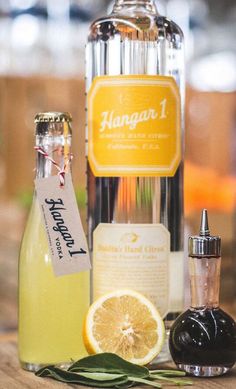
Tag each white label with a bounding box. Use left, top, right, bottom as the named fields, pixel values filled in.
left=35, top=173, right=91, bottom=277
left=93, top=223, right=170, bottom=318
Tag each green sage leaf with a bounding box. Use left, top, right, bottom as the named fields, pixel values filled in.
left=128, top=376, right=162, bottom=388
left=151, top=374, right=193, bottom=386
left=151, top=370, right=186, bottom=377
left=36, top=354, right=192, bottom=388
left=79, top=372, right=128, bottom=381
left=69, top=353, right=149, bottom=378
left=36, top=366, right=129, bottom=387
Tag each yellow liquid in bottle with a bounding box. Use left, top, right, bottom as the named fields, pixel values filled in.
left=18, top=198, right=89, bottom=369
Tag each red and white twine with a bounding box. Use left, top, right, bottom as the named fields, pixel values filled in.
left=34, top=146, right=73, bottom=187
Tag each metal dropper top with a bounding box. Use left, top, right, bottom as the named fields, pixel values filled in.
left=200, top=209, right=210, bottom=236
left=189, top=209, right=221, bottom=257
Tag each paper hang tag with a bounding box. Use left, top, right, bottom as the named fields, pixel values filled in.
left=35, top=172, right=91, bottom=277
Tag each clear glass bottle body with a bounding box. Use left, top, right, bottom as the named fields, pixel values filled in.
left=169, top=256, right=236, bottom=376
left=86, top=0, right=185, bottom=362
left=18, top=121, right=89, bottom=371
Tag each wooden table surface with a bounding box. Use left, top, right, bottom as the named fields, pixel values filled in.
left=0, top=333, right=236, bottom=389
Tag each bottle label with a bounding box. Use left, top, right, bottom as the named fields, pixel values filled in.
left=93, top=223, right=170, bottom=318
left=88, top=75, right=181, bottom=177
left=35, top=173, right=91, bottom=277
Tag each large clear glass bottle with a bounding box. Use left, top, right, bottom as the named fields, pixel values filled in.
left=18, top=112, right=89, bottom=371
left=86, top=0, right=185, bottom=361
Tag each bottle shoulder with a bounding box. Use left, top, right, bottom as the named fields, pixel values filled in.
left=88, top=13, right=183, bottom=44
left=156, top=16, right=183, bottom=39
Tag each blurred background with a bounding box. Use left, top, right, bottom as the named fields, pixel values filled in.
left=0, top=0, right=235, bottom=332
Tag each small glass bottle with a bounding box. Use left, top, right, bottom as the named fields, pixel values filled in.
left=169, top=209, right=236, bottom=377
left=18, top=112, right=89, bottom=371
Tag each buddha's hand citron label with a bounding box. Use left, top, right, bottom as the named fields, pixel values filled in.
left=88, top=75, right=181, bottom=177
left=93, top=223, right=170, bottom=319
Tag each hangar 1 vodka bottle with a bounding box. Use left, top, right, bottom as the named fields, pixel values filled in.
left=86, top=0, right=185, bottom=361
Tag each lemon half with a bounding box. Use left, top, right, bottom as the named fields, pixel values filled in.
left=83, top=289, right=165, bottom=366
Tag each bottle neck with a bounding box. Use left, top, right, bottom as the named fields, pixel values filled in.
left=113, top=0, right=157, bottom=14
left=35, top=121, right=72, bottom=179
left=189, top=257, right=221, bottom=310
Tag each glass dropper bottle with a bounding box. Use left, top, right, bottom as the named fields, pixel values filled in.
left=169, top=209, right=236, bottom=377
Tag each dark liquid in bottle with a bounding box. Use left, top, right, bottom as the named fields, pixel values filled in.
left=169, top=308, right=236, bottom=367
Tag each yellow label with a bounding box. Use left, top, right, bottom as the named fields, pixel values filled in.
left=88, top=75, right=181, bottom=177
left=93, top=223, right=170, bottom=318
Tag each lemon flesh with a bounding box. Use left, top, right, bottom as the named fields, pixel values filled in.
left=83, top=289, right=165, bottom=366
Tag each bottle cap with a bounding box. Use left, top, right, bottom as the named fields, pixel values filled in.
left=35, top=112, right=72, bottom=123
left=188, top=209, right=221, bottom=257
left=35, top=112, right=72, bottom=136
